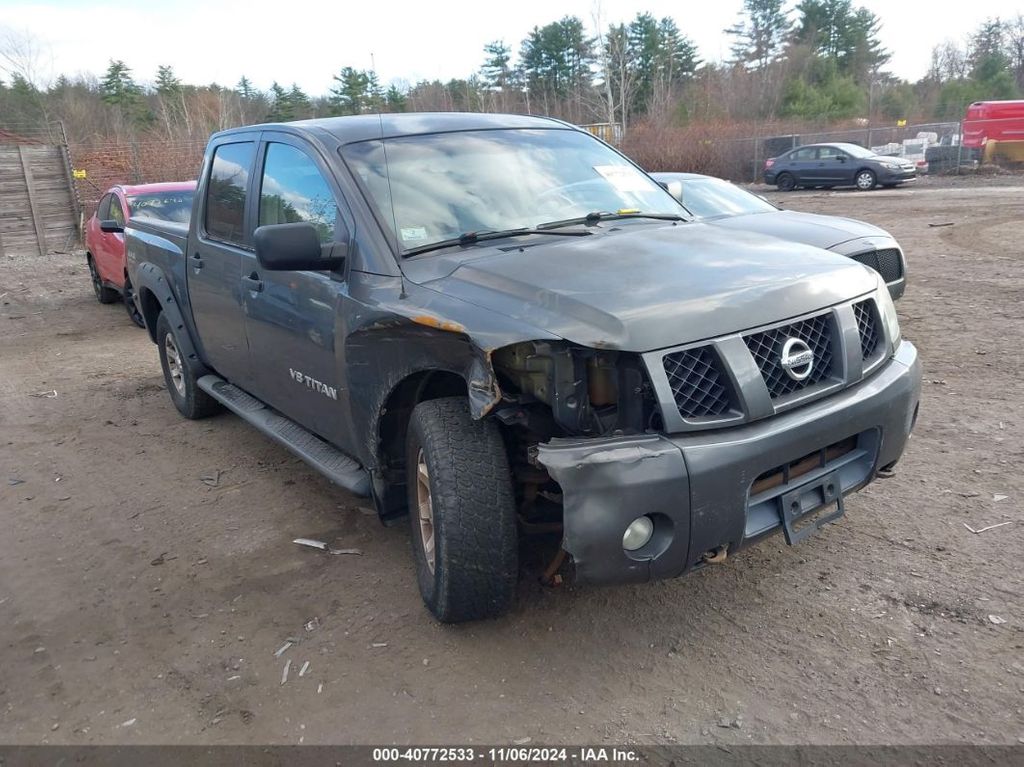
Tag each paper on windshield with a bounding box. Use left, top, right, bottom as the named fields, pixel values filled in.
left=593, top=164, right=649, bottom=193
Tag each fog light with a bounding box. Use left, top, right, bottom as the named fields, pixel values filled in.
left=622, top=515, right=654, bottom=551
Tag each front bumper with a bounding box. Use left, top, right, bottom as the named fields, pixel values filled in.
left=538, top=340, right=921, bottom=586
left=877, top=167, right=916, bottom=184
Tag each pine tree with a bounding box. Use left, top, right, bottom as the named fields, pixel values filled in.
left=266, top=81, right=294, bottom=121
left=329, top=67, right=374, bottom=115
left=288, top=83, right=311, bottom=119
left=155, top=65, right=182, bottom=96
left=100, top=60, right=140, bottom=108
left=385, top=84, right=408, bottom=112
left=726, top=0, right=792, bottom=71
left=236, top=76, right=255, bottom=100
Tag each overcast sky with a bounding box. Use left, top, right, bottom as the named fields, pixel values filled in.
left=2, top=0, right=1021, bottom=93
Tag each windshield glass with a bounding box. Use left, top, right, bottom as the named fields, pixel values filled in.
left=834, top=143, right=875, bottom=158
left=127, top=190, right=195, bottom=223
left=678, top=178, right=776, bottom=219
left=341, top=129, right=682, bottom=254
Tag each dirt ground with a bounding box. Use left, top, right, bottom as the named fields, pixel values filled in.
left=1, top=177, right=1022, bottom=746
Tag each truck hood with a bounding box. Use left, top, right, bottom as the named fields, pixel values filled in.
left=704, top=210, right=890, bottom=251
left=402, top=221, right=878, bottom=353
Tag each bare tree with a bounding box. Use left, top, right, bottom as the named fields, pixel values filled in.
left=0, top=26, right=51, bottom=87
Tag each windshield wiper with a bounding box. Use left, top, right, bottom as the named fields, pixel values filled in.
left=403, top=227, right=591, bottom=257
left=537, top=211, right=688, bottom=230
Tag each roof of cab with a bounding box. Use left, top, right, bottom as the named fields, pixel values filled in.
left=211, top=112, right=574, bottom=145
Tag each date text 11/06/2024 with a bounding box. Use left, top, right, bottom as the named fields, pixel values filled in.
left=372, top=747, right=641, bottom=762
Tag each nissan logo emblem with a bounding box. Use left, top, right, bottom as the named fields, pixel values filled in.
left=780, top=338, right=814, bottom=381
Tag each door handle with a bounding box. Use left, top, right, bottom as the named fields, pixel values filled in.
left=242, top=272, right=263, bottom=292
left=190, top=252, right=204, bottom=270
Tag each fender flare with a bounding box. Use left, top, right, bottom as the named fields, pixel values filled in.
left=134, top=261, right=210, bottom=376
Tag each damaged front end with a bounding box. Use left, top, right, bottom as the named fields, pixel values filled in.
left=487, top=341, right=673, bottom=582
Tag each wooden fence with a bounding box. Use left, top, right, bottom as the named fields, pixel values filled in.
left=0, top=143, right=79, bottom=257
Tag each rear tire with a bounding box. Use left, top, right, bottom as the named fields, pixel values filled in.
left=855, top=169, right=877, bottom=190
left=87, top=256, right=118, bottom=304
left=776, top=173, right=796, bottom=192
left=123, top=276, right=145, bottom=328
left=156, top=312, right=221, bottom=420
left=405, top=397, right=517, bottom=623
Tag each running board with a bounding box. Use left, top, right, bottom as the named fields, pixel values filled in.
left=197, top=375, right=371, bottom=497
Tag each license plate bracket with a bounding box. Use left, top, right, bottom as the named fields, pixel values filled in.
left=779, top=469, right=845, bottom=545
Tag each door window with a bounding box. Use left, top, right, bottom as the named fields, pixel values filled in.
left=97, top=194, right=111, bottom=220
left=817, top=147, right=846, bottom=162
left=205, top=141, right=256, bottom=246
left=109, top=195, right=126, bottom=226
left=258, top=142, right=338, bottom=243
left=790, top=148, right=816, bottom=161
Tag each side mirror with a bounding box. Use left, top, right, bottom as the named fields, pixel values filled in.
left=254, top=222, right=348, bottom=272
left=99, top=219, right=124, bottom=234
left=657, top=180, right=683, bottom=203
left=837, top=155, right=847, bottom=163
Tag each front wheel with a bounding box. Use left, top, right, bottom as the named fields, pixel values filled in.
left=406, top=397, right=518, bottom=623
left=156, top=312, right=221, bottom=420
left=776, top=173, right=796, bottom=192
left=855, top=170, right=877, bottom=190
left=123, top=276, right=145, bottom=328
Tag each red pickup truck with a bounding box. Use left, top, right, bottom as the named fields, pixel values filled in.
left=86, top=182, right=195, bottom=326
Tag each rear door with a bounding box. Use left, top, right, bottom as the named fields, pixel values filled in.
left=187, top=135, right=259, bottom=384
left=240, top=133, right=354, bottom=447
left=783, top=147, right=817, bottom=184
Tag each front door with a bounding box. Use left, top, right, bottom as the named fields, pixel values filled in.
left=240, top=134, right=354, bottom=449
left=813, top=146, right=853, bottom=184
left=187, top=138, right=259, bottom=384
left=93, top=193, right=126, bottom=285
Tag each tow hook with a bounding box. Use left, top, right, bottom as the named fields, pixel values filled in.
left=702, top=545, right=729, bottom=565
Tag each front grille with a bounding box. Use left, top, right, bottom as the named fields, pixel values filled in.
left=662, top=346, right=733, bottom=419
left=853, top=299, right=880, bottom=359
left=850, top=248, right=903, bottom=283
left=745, top=314, right=833, bottom=398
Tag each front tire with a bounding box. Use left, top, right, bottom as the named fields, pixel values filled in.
left=855, top=169, right=877, bottom=190
left=406, top=397, right=517, bottom=623
left=155, top=312, right=221, bottom=420
left=87, top=256, right=118, bottom=304
left=776, top=173, right=796, bottom=192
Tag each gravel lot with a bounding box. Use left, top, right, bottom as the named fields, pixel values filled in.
left=1, top=178, right=1022, bottom=745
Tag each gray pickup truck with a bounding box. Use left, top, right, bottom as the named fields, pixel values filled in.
left=120, top=113, right=921, bottom=622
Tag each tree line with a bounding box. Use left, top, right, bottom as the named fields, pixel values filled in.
left=1, top=1, right=1022, bottom=147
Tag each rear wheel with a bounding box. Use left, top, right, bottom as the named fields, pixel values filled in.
left=405, top=397, right=517, bottom=623
left=87, top=256, right=118, bottom=304
left=156, top=312, right=221, bottom=420
left=123, top=276, right=145, bottom=328
left=855, top=169, right=877, bottom=191
left=776, top=173, right=796, bottom=192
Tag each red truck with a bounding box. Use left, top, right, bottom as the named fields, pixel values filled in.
left=962, top=100, right=1024, bottom=163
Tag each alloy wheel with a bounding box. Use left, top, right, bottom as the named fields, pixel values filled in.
left=163, top=333, right=186, bottom=397
left=415, top=448, right=436, bottom=574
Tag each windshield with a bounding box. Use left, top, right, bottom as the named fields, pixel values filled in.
left=834, top=143, right=875, bottom=159
left=677, top=177, right=776, bottom=219
left=127, top=190, right=195, bottom=223
left=341, top=128, right=683, bottom=254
